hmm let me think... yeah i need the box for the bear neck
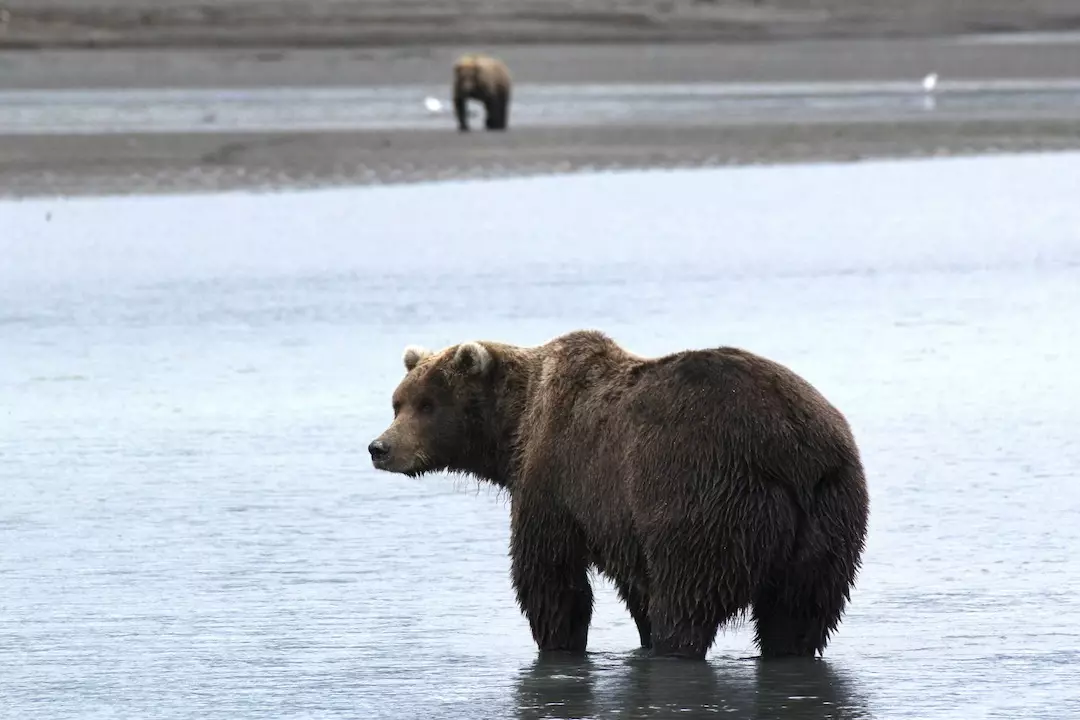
[456,347,535,491]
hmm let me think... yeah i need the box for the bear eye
[392,401,402,416]
[418,400,435,414]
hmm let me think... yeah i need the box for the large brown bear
[368,330,869,660]
[452,53,512,132]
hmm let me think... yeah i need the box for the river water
[2,153,1079,719]
[2,80,1080,134]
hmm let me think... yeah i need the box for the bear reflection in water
[369,330,870,661]
[514,654,869,719]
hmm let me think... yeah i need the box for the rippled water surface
[2,80,1080,134]
[3,154,1080,719]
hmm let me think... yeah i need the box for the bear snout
[368,438,391,465]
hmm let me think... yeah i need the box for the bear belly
[589,536,646,590]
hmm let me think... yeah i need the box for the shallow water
[2,153,1080,719]
[2,79,1080,134]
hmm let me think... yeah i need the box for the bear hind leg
[485,88,510,130]
[616,580,652,649]
[752,570,848,658]
[647,584,743,660]
[644,536,749,660]
[753,465,868,658]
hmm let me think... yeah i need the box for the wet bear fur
[452,53,512,132]
[368,330,870,660]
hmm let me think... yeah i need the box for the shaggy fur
[369,330,870,660]
[452,53,512,132]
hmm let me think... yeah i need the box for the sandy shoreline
[4,35,1080,90]
[2,10,1080,199]
[4,118,1078,199]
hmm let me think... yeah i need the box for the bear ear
[452,341,493,377]
[403,345,433,373]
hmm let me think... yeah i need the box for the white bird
[922,73,938,92]
[424,96,444,113]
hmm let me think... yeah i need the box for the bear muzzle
[368,438,391,468]
[371,436,406,474]
[368,435,425,475]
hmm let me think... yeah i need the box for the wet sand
[2,16,1080,197]
[3,119,1080,199]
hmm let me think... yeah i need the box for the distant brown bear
[452,53,512,132]
[368,330,869,660]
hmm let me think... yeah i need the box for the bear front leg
[454,95,469,132]
[644,530,750,661]
[510,503,593,654]
[616,581,652,649]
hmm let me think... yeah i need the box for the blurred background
[2,2,1079,719]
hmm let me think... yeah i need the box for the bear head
[368,341,503,480]
[454,56,484,95]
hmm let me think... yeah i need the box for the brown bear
[452,53,512,132]
[368,330,869,660]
